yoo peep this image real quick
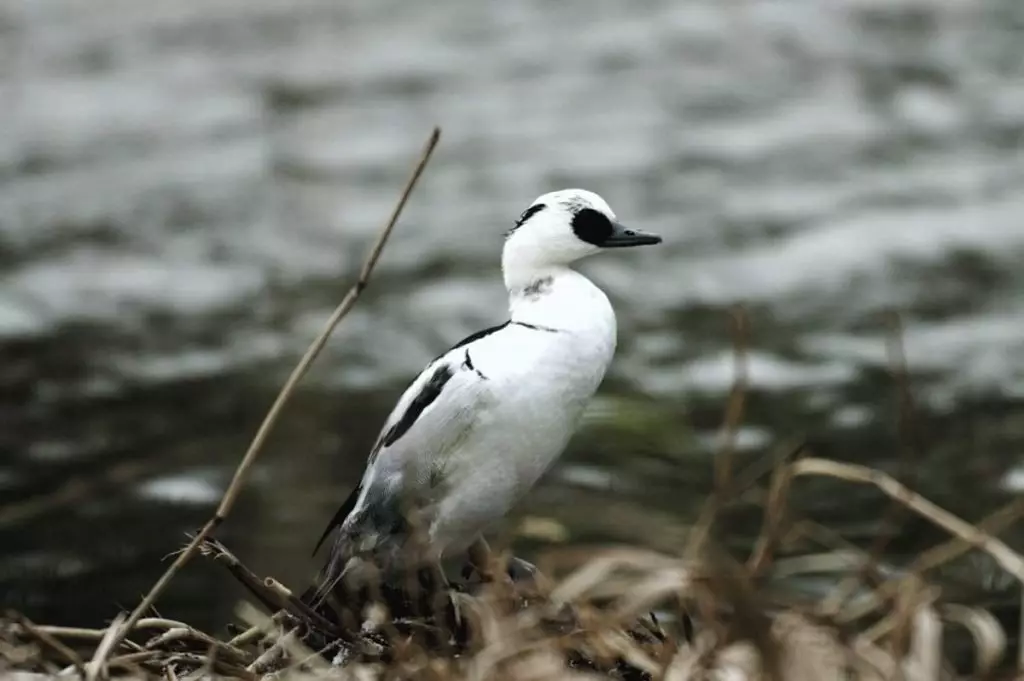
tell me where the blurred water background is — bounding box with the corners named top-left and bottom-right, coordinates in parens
top-left (2, 0), bottom-right (1023, 638)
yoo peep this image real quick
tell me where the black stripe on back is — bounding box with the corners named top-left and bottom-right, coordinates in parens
top-left (513, 320), bottom-right (560, 333)
top-left (451, 321), bottom-right (510, 350)
top-left (380, 363), bottom-right (454, 448)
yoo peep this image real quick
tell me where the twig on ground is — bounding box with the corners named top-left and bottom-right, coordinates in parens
top-left (85, 612), bottom-right (126, 681)
top-left (9, 612), bottom-right (86, 677)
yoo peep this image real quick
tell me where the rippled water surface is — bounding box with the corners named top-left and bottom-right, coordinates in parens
top-left (2, 0), bottom-right (1024, 635)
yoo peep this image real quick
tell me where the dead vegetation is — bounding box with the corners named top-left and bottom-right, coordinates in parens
top-left (2, 127), bottom-right (1022, 680)
top-left (3, 471), bottom-right (1020, 681)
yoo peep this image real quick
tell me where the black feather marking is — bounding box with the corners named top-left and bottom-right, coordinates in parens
top-left (513, 320), bottom-right (560, 333)
top-left (506, 203), bottom-right (547, 237)
top-left (311, 325), bottom-right (502, 565)
top-left (451, 321), bottom-right (510, 350)
top-left (522, 276), bottom-right (553, 298)
top-left (380, 363), bottom-right (454, 448)
top-left (463, 349), bottom-right (486, 379)
top-left (312, 484), bottom-right (361, 555)
top-left (518, 203), bottom-right (546, 225)
top-left (571, 207), bottom-right (614, 245)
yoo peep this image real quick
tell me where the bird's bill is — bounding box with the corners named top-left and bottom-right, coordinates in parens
top-left (602, 222), bottom-right (663, 248)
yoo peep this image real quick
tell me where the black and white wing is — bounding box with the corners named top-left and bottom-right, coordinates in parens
top-left (312, 323), bottom-right (507, 554)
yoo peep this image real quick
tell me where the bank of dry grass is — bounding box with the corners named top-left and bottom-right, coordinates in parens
top-left (3, 446), bottom-right (1022, 680)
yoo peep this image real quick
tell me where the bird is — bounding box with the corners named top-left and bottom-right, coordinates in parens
top-left (310, 188), bottom-right (662, 600)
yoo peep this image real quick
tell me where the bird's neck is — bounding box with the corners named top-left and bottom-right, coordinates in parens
top-left (504, 264), bottom-right (615, 335)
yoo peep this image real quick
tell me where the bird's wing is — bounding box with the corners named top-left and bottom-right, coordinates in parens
top-left (313, 323), bottom-right (507, 554)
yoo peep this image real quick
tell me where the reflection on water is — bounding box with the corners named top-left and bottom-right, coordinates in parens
top-left (2, 0), bottom-right (1024, 637)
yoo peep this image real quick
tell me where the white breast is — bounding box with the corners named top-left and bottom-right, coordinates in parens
top-left (425, 270), bottom-right (617, 553)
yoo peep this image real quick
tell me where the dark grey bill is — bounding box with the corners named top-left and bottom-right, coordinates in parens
top-left (602, 222), bottom-right (662, 248)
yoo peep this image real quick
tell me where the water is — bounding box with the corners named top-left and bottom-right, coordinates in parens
top-left (2, 0), bottom-right (1024, 639)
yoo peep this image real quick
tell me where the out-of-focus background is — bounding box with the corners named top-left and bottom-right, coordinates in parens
top-left (2, 0), bottom-right (1023, 635)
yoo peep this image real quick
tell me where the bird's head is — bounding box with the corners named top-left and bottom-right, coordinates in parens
top-left (501, 189), bottom-right (661, 289)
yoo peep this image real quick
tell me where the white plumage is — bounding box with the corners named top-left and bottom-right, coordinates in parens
top-left (313, 188), bottom-right (662, 592)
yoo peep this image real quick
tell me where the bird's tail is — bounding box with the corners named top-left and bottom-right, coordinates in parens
top-left (304, 536), bottom-right (358, 611)
top-left (303, 524), bottom-right (395, 616)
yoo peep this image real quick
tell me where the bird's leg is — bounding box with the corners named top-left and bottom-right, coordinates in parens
top-left (464, 536), bottom-right (540, 585)
top-left (416, 562), bottom-right (450, 592)
top-left (412, 562), bottom-right (459, 642)
top-left (464, 536), bottom-right (498, 582)
top-left (505, 555), bottom-right (539, 583)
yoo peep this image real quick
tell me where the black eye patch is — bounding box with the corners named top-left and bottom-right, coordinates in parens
top-left (571, 208), bottom-right (613, 245)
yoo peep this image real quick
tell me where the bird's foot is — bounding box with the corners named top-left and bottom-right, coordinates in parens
top-left (505, 556), bottom-right (539, 584)
top-left (461, 537), bottom-right (540, 588)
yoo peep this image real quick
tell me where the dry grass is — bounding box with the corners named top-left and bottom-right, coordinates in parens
top-left (2, 128), bottom-right (1022, 680)
top-left (2, 494), bottom-right (1019, 681)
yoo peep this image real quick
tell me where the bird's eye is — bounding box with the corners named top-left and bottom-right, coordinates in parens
top-left (571, 208), bottom-right (614, 245)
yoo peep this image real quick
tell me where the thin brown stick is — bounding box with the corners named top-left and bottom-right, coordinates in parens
top-left (838, 498), bottom-right (1024, 623)
top-left (199, 538), bottom-right (285, 615)
top-left (746, 446), bottom-right (801, 577)
top-left (94, 126), bottom-right (442, 667)
top-left (715, 304), bottom-right (749, 494)
top-left (829, 313), bottom-right (922, 616)
top-left (684, 305), bottom-right (749, 557)
top-left (10, 624), bottom-right (116, 642)
top-left (86, 612), bottom-right (126, 681)
top-left (235, 602), bottom-right (328, 673)
top-left (106, 650), bottom-right (162, 668)
top-left (822, 317), bottom-right (925, 621)
top-left (225, 623), bottom-right (266, 649)
top-left (908, 498), bottom-right (1024, 576)
top-left (9, 612), bottom-right (86, 677)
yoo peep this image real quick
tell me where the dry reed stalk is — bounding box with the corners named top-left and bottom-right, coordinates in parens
top-left (838, 498), bottom-right (1024, 623)
top-left (940, 603), bottom-right (1006, 675)
top-left (10, 624), bottom-right (109, 641)
top-left (235, 602), bottom-right (328, 673)
top-left (8, 612), bottom-right (85, 677)
top-left (790, 457), bottom-right (1024, 583)
top-left (246, 628), bottom-right (298, 673)
top-left (143, 626), bottom-right (247, 665)
top-left (85, 612), bottom-right (126, 681)
top-left (731, 438), bottom-right (806, 502)
top-left (746, 448), bottom-right (798, 577)
top-left (91, 126), bottom-right (442, 667)
top-left (715, 305), bottom-right (750, 493)
top-left (684, 305), bottom-right (749, 560)
top-left (823, 314), bottom-right (924, 622)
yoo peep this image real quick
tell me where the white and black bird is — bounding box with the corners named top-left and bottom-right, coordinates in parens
top-left (312, 188), bottom-right (662, 596)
